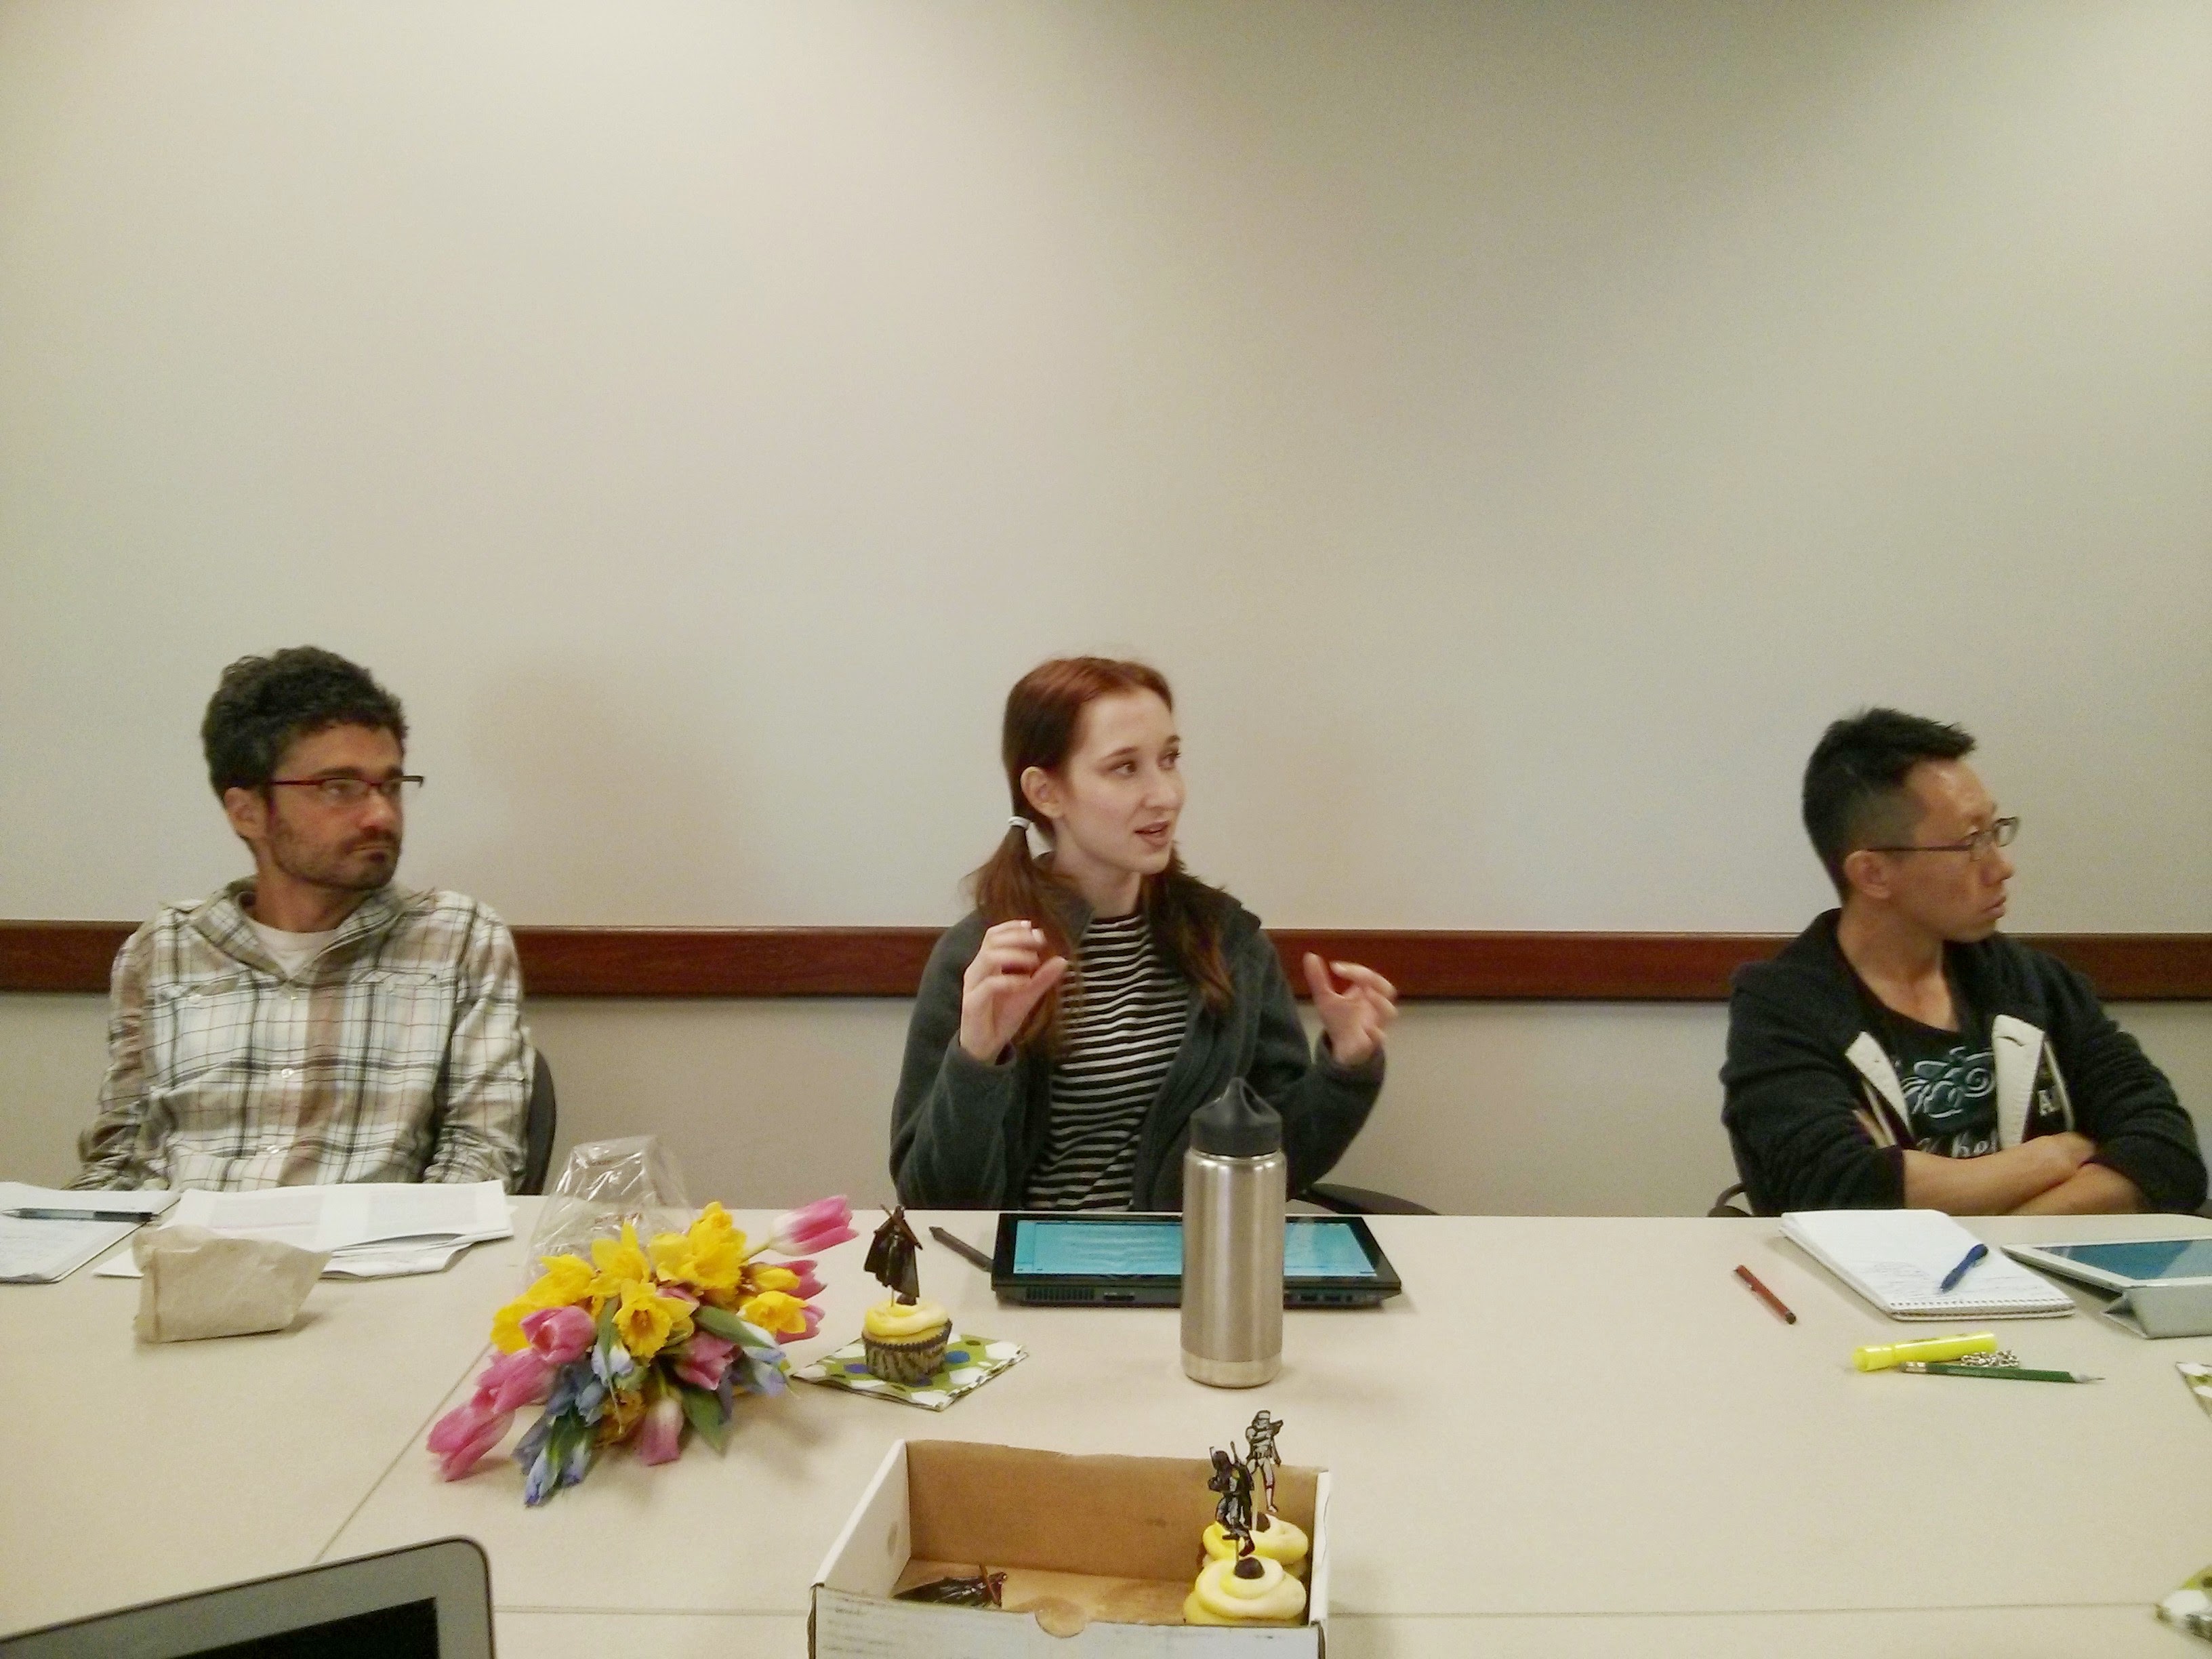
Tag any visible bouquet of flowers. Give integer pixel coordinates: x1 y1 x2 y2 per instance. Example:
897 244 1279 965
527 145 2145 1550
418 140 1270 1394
428 1197 855 1505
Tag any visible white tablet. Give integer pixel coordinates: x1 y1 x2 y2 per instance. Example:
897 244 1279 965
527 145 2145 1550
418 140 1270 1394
2006 1237 2212 1294
0 1538 492 1658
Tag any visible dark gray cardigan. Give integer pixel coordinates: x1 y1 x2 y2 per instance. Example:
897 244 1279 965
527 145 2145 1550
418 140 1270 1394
889 895 1384 1210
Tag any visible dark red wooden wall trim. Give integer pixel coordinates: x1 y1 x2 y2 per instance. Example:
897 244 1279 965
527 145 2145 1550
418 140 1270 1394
3 922 2207 1000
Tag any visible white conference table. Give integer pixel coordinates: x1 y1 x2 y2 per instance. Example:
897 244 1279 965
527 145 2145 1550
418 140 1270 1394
7 1205 2212 1657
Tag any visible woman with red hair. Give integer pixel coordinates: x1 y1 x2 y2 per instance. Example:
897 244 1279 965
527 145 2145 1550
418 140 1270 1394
890 657 1395 1210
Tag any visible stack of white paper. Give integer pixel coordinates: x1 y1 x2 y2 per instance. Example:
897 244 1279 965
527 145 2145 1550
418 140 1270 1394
96 1181 513 1280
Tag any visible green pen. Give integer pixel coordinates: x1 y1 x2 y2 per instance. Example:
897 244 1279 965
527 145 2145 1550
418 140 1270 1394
1901 1362 2101 1383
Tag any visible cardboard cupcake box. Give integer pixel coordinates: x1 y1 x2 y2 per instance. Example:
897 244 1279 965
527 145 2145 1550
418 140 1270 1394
811 1439 1332 1654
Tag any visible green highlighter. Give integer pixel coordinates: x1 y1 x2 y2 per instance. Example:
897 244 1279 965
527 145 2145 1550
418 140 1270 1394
1900 1361 2102 1383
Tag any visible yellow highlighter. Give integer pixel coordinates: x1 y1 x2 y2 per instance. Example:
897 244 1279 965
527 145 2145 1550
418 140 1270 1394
1853 1332 1999 1372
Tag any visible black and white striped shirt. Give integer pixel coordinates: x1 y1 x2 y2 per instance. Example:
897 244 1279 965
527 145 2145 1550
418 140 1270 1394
1023 910 1191 1211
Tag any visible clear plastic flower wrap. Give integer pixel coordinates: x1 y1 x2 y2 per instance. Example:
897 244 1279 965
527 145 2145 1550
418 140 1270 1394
526 1135 693 1279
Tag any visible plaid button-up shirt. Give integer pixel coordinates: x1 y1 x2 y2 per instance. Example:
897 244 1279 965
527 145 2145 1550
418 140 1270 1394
74 880 532 1191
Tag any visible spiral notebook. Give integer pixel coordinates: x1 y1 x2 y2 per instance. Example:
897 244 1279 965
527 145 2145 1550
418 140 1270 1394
1781 1208 2074 1319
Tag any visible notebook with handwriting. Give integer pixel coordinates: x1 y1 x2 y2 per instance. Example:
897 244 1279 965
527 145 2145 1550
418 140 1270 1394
1781 1208 2073 1319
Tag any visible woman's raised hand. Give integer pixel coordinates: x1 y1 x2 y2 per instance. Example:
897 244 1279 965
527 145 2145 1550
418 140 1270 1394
1303 955 1397 1066
959 920 1071 1062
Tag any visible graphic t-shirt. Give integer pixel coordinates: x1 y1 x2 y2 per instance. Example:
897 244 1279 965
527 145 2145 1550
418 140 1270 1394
1879 1004 1999 1159
1856 970 2068 1158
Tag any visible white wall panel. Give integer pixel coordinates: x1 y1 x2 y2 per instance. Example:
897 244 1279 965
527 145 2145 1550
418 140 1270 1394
1 1 2205 932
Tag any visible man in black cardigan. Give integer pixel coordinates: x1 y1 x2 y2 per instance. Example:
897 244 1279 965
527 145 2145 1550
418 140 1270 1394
1722 708 2204 1216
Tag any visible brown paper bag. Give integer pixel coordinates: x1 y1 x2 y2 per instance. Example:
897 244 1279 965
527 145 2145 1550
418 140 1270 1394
133 1225 330 1343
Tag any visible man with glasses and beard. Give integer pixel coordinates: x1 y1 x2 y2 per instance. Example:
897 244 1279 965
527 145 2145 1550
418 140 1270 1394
74 648 531 1191
1721 708 2203 1216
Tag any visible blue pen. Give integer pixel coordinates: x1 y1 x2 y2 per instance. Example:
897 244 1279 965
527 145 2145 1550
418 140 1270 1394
1939 1242 1988 1293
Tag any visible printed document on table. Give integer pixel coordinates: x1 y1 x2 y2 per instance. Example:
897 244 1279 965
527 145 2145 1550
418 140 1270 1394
96 1181 513 1278
0 1215 141 1283
0 1182 176 1282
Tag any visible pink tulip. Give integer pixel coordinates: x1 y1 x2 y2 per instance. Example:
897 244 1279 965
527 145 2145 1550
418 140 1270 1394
672 1330 735 1391
767 1196 855 1256
637 1389 684 1465
779 1259 825 1299
523 1304 594 1366
796 1303 823 1341
476 1348 554 1414
428 1396 515 1480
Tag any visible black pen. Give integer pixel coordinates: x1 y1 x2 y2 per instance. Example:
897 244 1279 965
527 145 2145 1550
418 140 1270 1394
928 1225 993 1273
3 1208 146 1223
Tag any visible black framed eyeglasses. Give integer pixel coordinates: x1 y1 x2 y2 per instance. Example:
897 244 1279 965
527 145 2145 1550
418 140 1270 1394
265 775 424 806
1868 815 2018 858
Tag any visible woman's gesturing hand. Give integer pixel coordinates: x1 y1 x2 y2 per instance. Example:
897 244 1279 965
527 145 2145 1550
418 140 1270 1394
1303 954 1397 1067
960 920 1071 1062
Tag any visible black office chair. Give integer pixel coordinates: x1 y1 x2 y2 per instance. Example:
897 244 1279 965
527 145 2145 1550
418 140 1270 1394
1299 1182 1437 1216
1708 1129 1764 1216
1707 1182 1756 1218
520 1051 558 1197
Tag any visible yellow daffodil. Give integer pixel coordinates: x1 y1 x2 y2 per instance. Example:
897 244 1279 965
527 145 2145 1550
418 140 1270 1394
489 1252 597 1351
748 1265 798 1294
613 1277 695 1361
591 1223 649 1282
648 1231 699 1282
490 1300 533 1352
678 1229 743 1291
532 1254 596 1306
586 1223 653 1311
739 1289 807 1336
649 1205 747 1292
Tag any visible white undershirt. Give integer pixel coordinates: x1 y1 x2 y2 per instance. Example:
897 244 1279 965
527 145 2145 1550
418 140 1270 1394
249 919 340 980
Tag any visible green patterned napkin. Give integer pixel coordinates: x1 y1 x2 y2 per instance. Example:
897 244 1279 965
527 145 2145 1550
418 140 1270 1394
793 1332 1025 1411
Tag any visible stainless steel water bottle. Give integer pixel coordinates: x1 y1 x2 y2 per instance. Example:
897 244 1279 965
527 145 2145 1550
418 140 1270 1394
1181 1080 1286 1387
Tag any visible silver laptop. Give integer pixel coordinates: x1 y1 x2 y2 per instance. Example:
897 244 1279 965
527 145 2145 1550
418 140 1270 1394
0 1539 492 1658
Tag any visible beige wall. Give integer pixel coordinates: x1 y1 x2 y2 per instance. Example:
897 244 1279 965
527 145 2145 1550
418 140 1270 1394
10 991 2210 1214
2 1 2209 935
4 5 2208 1213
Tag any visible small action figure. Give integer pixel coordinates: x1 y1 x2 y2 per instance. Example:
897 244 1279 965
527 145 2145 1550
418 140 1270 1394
1244 1410 1285 1520
864 1205 923 1304
1191 1410 1310 1617
1208 1447 1258 1565
896 1570 1006 1607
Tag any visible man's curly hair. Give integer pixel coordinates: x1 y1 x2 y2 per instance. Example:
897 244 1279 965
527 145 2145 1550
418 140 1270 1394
201 647 408 795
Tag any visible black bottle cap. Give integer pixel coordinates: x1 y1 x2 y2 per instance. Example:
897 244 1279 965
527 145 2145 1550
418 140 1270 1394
1191 1079 1282 1158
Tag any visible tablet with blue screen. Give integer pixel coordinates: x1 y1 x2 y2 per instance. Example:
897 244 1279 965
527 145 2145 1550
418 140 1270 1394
2007 1237 2212 1293
990 1212 1402 1307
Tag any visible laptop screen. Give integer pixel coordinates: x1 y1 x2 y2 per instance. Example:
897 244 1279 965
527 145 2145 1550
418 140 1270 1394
2 1540 489 1659
187 1599 439 1658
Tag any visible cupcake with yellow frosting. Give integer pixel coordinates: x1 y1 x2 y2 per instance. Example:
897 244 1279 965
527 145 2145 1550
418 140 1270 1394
859 1206 950 1383
861 1296 950 1384
1183 1555 1307 1625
